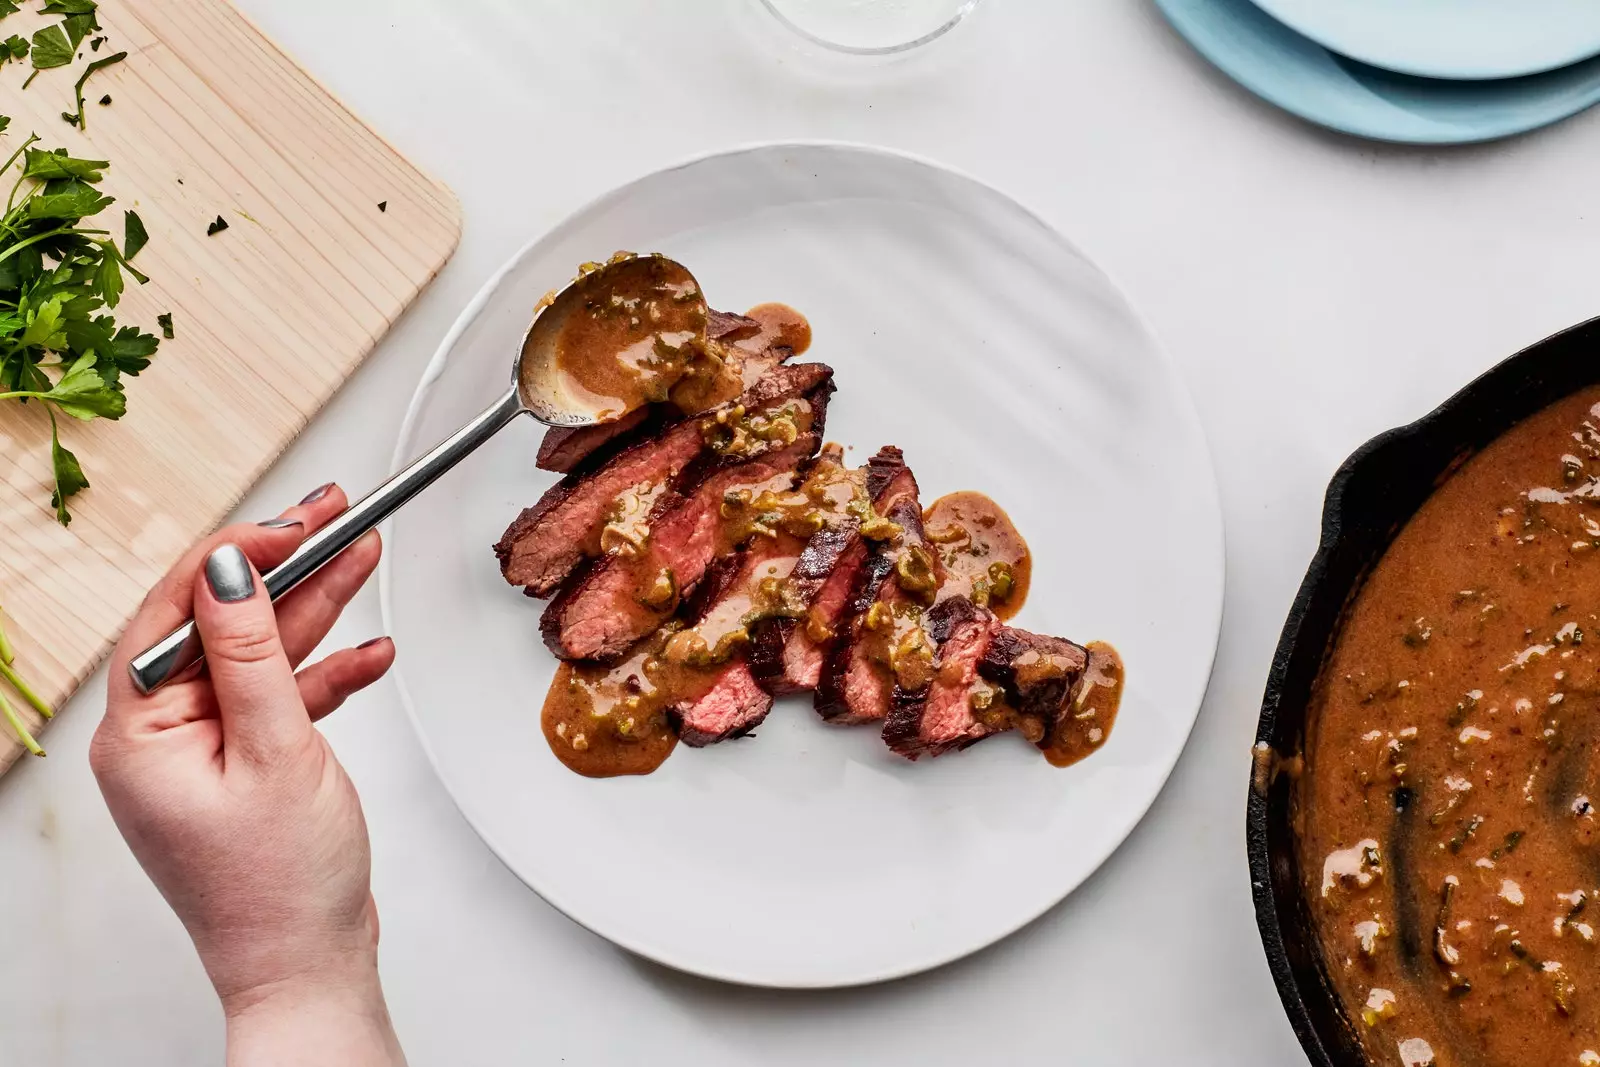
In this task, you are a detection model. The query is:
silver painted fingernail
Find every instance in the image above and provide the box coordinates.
[357,636,391,650]
[257,518,303,530]
[205,544,256,603]
[300,483,334,505]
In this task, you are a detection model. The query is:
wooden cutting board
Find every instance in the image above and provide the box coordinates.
[0,0,461,774]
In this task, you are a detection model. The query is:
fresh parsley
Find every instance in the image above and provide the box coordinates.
[0,1,20,17]
[28,22,70,69]
[156,311,172,339]
[123,209,145,260]
[1,33,25,63]
[0,125,160,524]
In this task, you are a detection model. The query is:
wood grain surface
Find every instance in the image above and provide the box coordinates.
[0,0,461,773]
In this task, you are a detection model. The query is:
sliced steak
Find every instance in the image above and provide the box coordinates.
[534,308,781,475]
[664,535,803,747]
[883,597,1004,760]
[814,465,934,725]
[752,446,915,695]
[496,362,831,597]
[707,308,762,341]
[979,627,1090,747]
[534,406,657,475]
[541,372,833,662]
[669,660,773,747]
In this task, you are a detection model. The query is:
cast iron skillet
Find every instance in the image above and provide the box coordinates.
[1249,316,1600,1066]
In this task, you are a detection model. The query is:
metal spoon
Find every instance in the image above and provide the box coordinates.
[129,254,707,694]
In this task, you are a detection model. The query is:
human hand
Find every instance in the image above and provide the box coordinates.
[92,485,406,1066]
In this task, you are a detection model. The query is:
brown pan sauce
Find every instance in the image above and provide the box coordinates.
[925,491,1032,620]
[540,254,713,422]
[1304,386,1600,1067]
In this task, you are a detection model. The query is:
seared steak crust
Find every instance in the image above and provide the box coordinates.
[979,627,1089,747]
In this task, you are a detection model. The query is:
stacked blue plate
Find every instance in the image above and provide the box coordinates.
[1156,0,1600,144]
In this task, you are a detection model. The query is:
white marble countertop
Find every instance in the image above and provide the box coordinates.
[8,1,1600,1063]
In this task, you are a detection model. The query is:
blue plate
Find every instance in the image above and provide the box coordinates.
[1250,0,1600,82]
[1156,0,1600,145]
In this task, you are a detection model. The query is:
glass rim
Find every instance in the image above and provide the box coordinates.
[756,0,982,55]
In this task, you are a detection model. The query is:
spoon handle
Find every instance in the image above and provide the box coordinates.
[128,387,526,695]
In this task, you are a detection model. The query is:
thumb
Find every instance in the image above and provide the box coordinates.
[194,542,310,766]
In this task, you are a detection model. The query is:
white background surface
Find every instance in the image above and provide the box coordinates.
[6,1,1600,1063]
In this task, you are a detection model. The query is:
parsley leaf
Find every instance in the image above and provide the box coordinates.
[94,244,121,308]
[0,116,7,136]
[46,353,125,420]
[24,147,107,182]
[155,312,173,339]
[1,34,25,62]
[26,179,113,219]
[62,11,98,50]
[28,23,71,69]
[123,210,146,260]
[40,0,99,13]
[0,1,19,16]
[48,411,88,525]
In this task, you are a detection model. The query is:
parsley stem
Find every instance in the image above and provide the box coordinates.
[0,226,110,266]
[0,660,51,720]
[0,687,43,757]
[0,608,15,666]
[0,134,39,189]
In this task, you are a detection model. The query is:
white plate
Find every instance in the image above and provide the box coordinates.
[381,143,1225,988]
[1248,0,1600,81]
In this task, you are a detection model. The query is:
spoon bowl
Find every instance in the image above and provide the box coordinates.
[516,254,707,425]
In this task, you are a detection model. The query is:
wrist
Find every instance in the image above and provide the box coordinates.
[224,963,405,1067]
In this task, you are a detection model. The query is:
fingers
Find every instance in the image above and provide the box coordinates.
[117,484,350,650]
[297,638,395,723]
[192,543,306,766]
[110,485,349,703]
[275,530,384,668]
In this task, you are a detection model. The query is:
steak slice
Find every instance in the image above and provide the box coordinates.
[534,406,657,475]
[669,660,773,747]
[707,308,762,341]
[665,535,803,747]
[496,362,831,597]
[814,463,933,725]
[533,308,779,475]
[883,597,1004,760]
[541,373,833,662]
[979,627,1090,747]
[752,446,915,695]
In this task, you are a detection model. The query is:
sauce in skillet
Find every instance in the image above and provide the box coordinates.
[1303,386,1600,1067]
